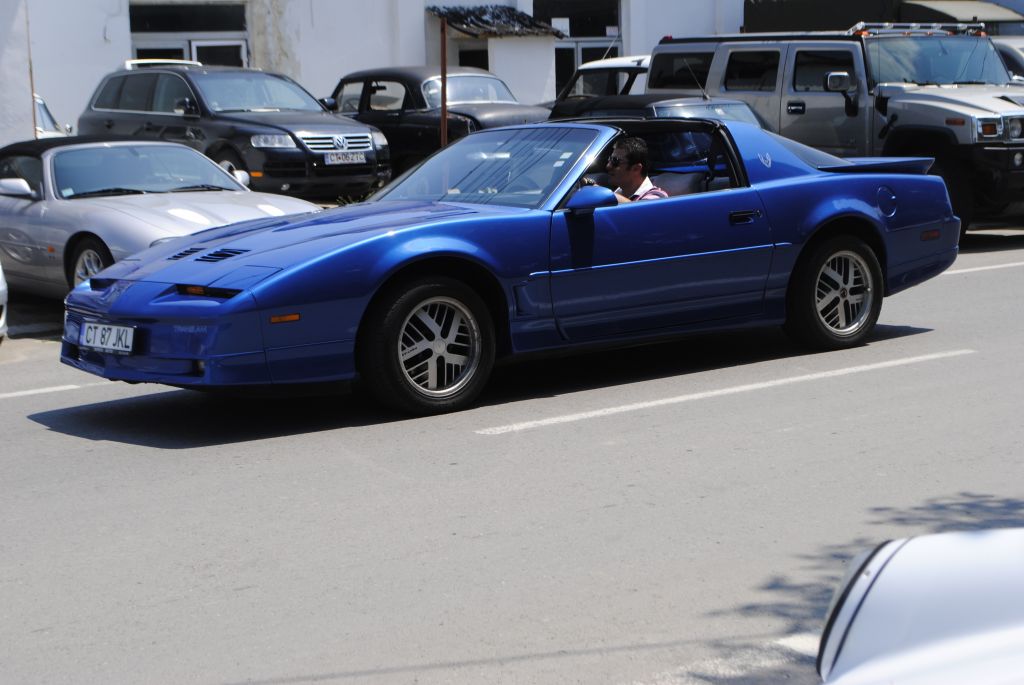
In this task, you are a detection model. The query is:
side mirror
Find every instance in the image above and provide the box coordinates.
[232,169,250,187]
[825,71,858,117]
[173,97,200,117]
[64,123,73,135]
[566,185,617,215]
[1013,74,1024,83]
[0,178,36,199]
[319,97,338,111]
[825,71,852,93]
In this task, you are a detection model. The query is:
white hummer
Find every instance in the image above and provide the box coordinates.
[648,22,1024,233]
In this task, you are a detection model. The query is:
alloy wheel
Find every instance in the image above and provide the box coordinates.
[73,249,107,286]
[815,250,875,337]
[397,296,481,398]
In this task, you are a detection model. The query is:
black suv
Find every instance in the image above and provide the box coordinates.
[78,61,391,199]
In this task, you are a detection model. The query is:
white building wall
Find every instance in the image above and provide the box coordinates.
[251,0,427,98]
[0,0,131,146]
[0,1,34,147]
[620,0,743,56]
[488,36,555,104]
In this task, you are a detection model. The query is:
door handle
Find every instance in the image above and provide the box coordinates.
[103,119,114,129]
[143,122,154,131]
[729,209,762,225]
[787,101,806,115]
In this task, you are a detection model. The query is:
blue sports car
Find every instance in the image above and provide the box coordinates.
[61,118,959,414]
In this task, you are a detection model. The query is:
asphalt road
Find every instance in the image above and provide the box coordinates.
[2,228,1023,684]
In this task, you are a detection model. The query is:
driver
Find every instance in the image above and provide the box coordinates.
[605,137,667,203]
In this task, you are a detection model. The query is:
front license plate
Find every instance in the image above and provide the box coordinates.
[79,322,135,355]
[325,151,366,165]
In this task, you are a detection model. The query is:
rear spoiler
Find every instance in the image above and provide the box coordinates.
[819,157,934,175]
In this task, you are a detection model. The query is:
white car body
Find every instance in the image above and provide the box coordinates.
[820,528,1024,685]
[0,139,319,298]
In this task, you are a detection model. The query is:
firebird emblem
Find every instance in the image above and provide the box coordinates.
[758,152,772,168]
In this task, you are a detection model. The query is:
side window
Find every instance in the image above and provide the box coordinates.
[0,155,43,193]
[793,51,856,92]
[369,81,407,111]
[337,81,364,112]
[152,74,195,113]
[723,51,780,92]
[94,77,124,109]
[648,53,714,89]
[118,74,158,111]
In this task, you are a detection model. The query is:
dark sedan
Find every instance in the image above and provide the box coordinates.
[327,66,549,172]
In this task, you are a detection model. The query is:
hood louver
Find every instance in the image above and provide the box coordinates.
[167,247,204,261]
[195,248,250,263]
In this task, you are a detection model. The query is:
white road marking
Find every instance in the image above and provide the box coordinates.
[477,349,976,435]
[0,382,109,400]
[945,260,1024,275]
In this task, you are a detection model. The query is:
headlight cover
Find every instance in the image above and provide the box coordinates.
[371,131,389,149]
[251,134,296,148]
[1007,117,1024,140]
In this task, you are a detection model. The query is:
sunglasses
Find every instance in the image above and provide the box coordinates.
[607,155,628,168]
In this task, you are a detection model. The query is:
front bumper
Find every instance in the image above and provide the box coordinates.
[244,146,392,198]
[61,304,272,386]
[972,144,1024,204]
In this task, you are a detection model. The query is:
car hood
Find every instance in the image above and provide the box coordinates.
[882,83,1024,116]
[76,191,320,236]
[104,200,522,287]
[449,103,552,128]
[215,110,375,133]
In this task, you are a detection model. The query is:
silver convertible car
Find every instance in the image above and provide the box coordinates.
[0,137,319,298]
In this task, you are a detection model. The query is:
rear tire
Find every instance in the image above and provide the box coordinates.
[784,235,883,350]
[357,277,495,415]
[67,237,113,288]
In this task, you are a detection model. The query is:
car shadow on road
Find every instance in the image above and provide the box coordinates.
[676,492,1024,684]
[479,324,929,407]
[28,324,930,449]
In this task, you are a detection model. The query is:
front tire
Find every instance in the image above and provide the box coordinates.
[358,277,495,415]
[67,237,113,288]
[784,236,883,350]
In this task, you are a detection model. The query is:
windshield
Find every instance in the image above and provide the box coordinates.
[191,71,323,113]
[653,102,762,126]
[865,35,1010,86]
[422,75,518,107]
[374,127,599,209]
[53,145,242,199]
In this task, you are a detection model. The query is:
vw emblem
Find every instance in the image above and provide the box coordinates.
[758,152,772,169]
[333,135,348,150]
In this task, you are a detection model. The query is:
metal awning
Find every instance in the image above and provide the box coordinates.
[901,1,1024,22]
[427,5,567,39]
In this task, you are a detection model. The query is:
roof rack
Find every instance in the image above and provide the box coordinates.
[848,21,987,36]
[124,58,203,70]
